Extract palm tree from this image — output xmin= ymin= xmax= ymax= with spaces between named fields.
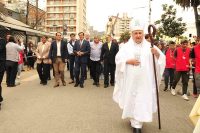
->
xmin=174 ymin=0 xmax=200 ymax=36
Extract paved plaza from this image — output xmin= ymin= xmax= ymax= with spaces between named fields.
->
xmin=0 ymin=70 xmax=196 ymax=133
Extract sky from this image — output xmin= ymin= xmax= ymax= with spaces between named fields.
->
xmin=87 ymin=0 xmax=195 ymax=32
xmin=38 ymin=0 xmax=195 ymax=32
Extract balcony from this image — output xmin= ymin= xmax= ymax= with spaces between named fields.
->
xmin=47 ymin=3 xmax=76 ymax=7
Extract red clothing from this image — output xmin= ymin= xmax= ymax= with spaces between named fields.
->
xmin=175 ymin=47 xmax=190 ymax=71
xmin=18 ymin=51 xmax=24 ymax=64
xmin=194 ymin=45 xmax=200 ymax=73
xmin=165 ymin=49 xmax=175 ymax=68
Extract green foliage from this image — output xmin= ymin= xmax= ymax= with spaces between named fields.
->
xmin=119 ymin=31 xmax=131 ymax=43
xmin=173 ymin=0 xmax=200 ymax=8
xmin=174 ymin=0 xmax=200 ymax=36
xmin=155 ymin=4 xmax=187 ymax=38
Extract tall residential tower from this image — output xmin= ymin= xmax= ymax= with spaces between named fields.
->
xmin=46 ymin=0 xmax=87 ymax=38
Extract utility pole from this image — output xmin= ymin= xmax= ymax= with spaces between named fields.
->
xmin=149 ymin=0 xmax=152 ymax=24
xmin=36 ymin=0 xmax=38 ymax=30
xmin=26 ymin=0 xmax=29 ymax=25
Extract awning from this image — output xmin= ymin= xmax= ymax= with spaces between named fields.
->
xmin=0 ymin=21 xmax=54 ymax=37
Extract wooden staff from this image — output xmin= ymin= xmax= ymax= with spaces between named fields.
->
xmin=148 ymin=25 xmax=161 ymax=130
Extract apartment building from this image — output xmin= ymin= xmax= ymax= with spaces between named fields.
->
xmin=46 ymin=0 xmax=87 ymax=38
xmin=114 ymin=13 xmax=132 ymax=39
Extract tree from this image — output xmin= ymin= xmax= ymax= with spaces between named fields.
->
xmin=119 ymin=31 xmax=131 ymax=43
xmin=155 ymin=4 xmax=187 ymax=38
xmin=13 ymin=0 xmax=45 ymax=30
xmin=174 ymin=0 xmax=200 ymax=36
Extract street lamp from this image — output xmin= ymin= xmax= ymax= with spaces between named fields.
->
xmin=62 ymin=9 xmax=68 ymax=37
xmin=53 ymin=24 xmax=57 ymax=33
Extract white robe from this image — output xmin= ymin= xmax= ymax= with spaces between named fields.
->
xmin=113 ymin=38 xmax=166 ymax=122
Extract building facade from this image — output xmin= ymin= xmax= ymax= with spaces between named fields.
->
xmin=46 ymin=0 xmax=87 ymax=38
xmin=114 ymin=13 xmax=132 ymax=40
xmin=28 ymin=4 xmax=46 ymax=31
xmin=1 ymin=0 xmax=46 ymax=31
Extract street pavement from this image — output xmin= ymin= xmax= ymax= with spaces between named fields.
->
xmin=0 ymin=69 xmax=196 ymax=133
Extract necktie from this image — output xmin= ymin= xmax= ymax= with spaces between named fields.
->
xmin=108 ymin=42 xmax=111 ymax=50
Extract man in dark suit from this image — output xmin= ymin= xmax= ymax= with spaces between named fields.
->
xmin=101 ymin=35 xmax=119 ymax=88
xmin=49 ymin=32 xmax=68 ymax=87
xmin=0 ymin=36 xmax=6 ymax=109
xmin=73 ymin=32 xmax=90 ymax=88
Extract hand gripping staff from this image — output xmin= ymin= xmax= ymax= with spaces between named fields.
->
xmin=148 ymin=25 xmax=161 ymax=130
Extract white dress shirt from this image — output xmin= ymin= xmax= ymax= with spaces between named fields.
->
xmin=67 ymin=41 xmax=75 ymax=55
xmin=56 ymin=41 xmax=61 ymax=56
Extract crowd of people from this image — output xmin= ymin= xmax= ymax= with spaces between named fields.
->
xmin=0 ymin=25 xmax=200 ymax=133
xmin=0 ymin=32 xmax=119 ymax=108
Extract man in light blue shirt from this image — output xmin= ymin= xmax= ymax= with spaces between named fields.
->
xmin=90 ymin=36 xmax=102 ymax=87
xmin=67 ymin=33 xmax=76 ymax=84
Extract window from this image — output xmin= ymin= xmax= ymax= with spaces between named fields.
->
xmin=7 ymin=0 xmax=12 ymax=3
xmin=50 ymin=28 xmax=53 ymax=32
xmin=7 ymin=11 xmax=12 ymax=16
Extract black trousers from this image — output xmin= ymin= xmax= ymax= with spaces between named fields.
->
xmin=66 ymin=60 xmax=69 ymax=70
xmin=37 ymin=62 xmax=48 ymax=84
xmin=69 ymin=55 xmax=75 ymax=81
xmin=47 ymin=64 xmax=51 ymax=80
xmin=192 ymin=68 xmax=198 ymax=94
xmin=6 ymin=60 xmax=18 ymax=86
xmin=27 ymin=57 xmax=35 ymax=68
xmin=75 ymin=61 xmax=87 ymax=85
xmin=164 ymin=68 xmax=175 ymax=89
xmin=104 ymin=63 xmax=116 ymax=85
xmin=172 ymin=71 xmax=189 ymax=95
xmin=90 ymin=60 xmax=101 ymax=83
xmin=0 ymin=60 xmax=5 ymax=102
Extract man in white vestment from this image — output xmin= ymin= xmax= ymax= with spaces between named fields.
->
xmin=113 ymin=19 xmax=166 ymax=133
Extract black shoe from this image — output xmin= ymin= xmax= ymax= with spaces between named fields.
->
xmin=163 ymin=87 xmax=168 ymax=91
xmin=111 ymin=83 xmax=114 ymax=86
xmin=96 ymin=83 xmax=100 ymax=87
xmin=8 ymin=85 xmax=16 ymax=87
xmin=104 ymin=84 xmax=108 ymax=88
xmin=74 ymin=83 xmax=79 ymax=87
xmin=93 ymin=82 xmax=97 ymax=85
xmin=0 ymin=103 xmax=1 ymax=110
xmin=80 ymin=84 xmax=84 ymax=88
xmin=133 ymin=128 xmax=142 ymax=133
xmin=42 ymin=82 xmax=47 ymax=85
xmin=40 ymin=81 xmax=43 ymax=84
xmin=53 ymin=84 xmax=59 ymax=88
xmin=68 ymin=80 xmax=74 ymax=84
